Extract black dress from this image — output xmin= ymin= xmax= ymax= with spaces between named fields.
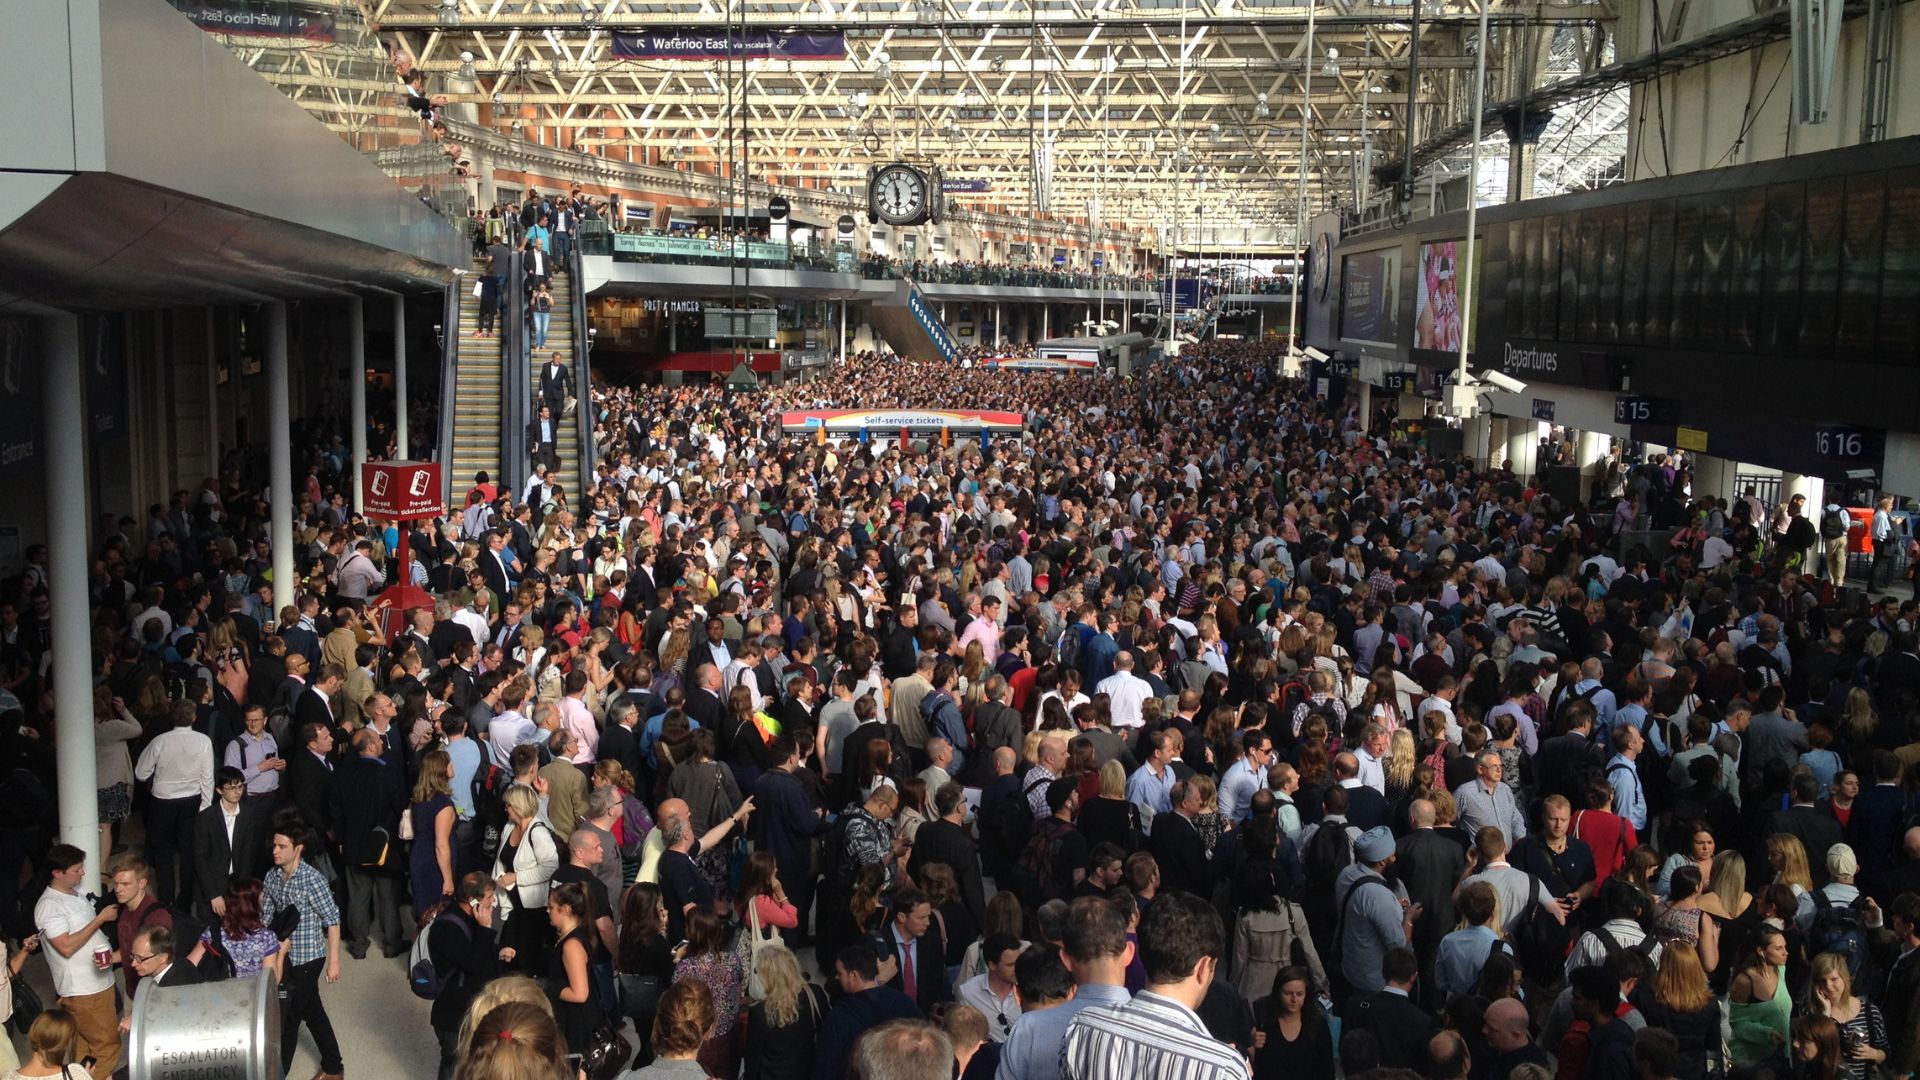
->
xmin=548 ymin=925 xmax=599 ymax=1057
xmin=743 ymin=982 xmax=829 ymax=1080
xmin=1251 ymin=1010 xmax=1334 ymax=1080
xmin=1078 ymin=795 xmax=1140 ymax=853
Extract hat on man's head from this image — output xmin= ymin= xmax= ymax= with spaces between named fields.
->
xmin=1355 ymin=826 xmax=1396 ymax=863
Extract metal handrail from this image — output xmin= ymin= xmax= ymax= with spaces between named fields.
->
xmin=434 ymin=281 xmax=460 ymax=507
xmin=503 ymin=250 xmax=530 ymax=498
xmin=568 ymin=246 xmax=594 ymax=498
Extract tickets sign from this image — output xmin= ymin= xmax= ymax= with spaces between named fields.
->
xmin=361 ymin=460 xmax=443 ymax=521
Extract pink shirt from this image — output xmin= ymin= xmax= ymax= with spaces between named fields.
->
xmin=558 ymin=695 xmax=597 ymax=764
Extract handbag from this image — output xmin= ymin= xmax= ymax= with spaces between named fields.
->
xmin=399 ymin=804 xmax=415 ymax=843
xmin=471 ymin=279 xmax=484 ymax=299
xmin=269 ymin=903 xmax=302 ymax=941
xmin=577 ymin=1018 xmax=631 ymax=1080
xmin=359 ymin=825 xmax=394 ymax=869
xmin=617 ymin=972 xmax=665 ymax=1017
xmin=7 ymin=975 xmax=42 ymax=1034
xmin=744 ymin=900 xmax=777 ymax=999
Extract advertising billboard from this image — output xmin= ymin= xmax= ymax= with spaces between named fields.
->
xmin=1339 ymin=247 xmax=1401 ymax=345
xmin=1414 ymin=240 xmax=1481 ymax=353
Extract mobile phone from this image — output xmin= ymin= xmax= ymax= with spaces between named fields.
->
xmin=564 ymin=1052 xmax=583 ymax=1070
xmin=82 ymin=1059 xmax=97 ymax=1071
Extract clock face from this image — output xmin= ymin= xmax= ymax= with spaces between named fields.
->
xmin=1311 ymin=233 xmax=1333 ymax=301
xmin=872 ymin=164 xmax=929 ymax=225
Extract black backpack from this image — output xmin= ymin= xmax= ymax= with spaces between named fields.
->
xmin=1809 ymin=889 xmax=1873 ymax=981
xmin=1011 ymin=816 xmax=1074 ymax=908
xmin=982 ymin=776 xmax=1049 ymax=875
xmin=1299 ymin=696 xmax=1343 ymax=738
xmin=1303 ymin=821 xmax=1354 ymax=887
xmin=1821 ymin=510 xmax=1849 ymax=541
xmin=471 ymin=762 xmax=513 ymax=859
xmin=1590 ymin=924 xmax=1659 ymax=963
xmin=1556 ymin=684 xmax=1604 ymax=733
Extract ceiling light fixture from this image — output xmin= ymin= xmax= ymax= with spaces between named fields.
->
xmin=458 ymin=51 xmax=476 ymax=79
xmin=1253 ymin=92 xmax=1271 ymax=119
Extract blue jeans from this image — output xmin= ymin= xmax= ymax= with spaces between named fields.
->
xmin=532 ymin=310 xmax=550 ymax=346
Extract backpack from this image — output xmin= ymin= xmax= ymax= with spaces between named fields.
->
xmin=1508 ymin=871 xmax=1572 ymax=987
xmin=1299 ymin=696 xmax=1343 ymax=739
xmin=1590 ymin=924 xmax=1659 ymax=963
xmin=1820 ymin=510 xmax=1849 ymax=541
xmin=409 ymin=912 xmax=472 ymax=999
xmin=816 ymin=812 xmax=855 ymax=895
xmin=1303 ymin=820 xmax=1354 ymax=887
xmin=1809 ymin=889 xmax=1872 ymax=980
xmin=1556 ymin=684 xmax=1603 ymax=734
xmin=471 ymin=762 xmax=513 ymax=860
xmin=194 ymin=924 xmax=237 ymax=982
xmin=1011 ymin=816 xmax=1074 ymax=907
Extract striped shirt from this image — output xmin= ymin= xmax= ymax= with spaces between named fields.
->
xmin=1061 ymin=989 xmax=1251 ymax=1080
xmin=264 ymin=860 xmax=338 ymax=964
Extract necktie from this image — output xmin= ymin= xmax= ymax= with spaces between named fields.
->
xmin=900 ymin=938 xmax=916 ymax=1001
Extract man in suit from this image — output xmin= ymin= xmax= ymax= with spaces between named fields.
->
xmin=328 ymin=728 xmax=407 ymax=959
xmin=597 ymin=698 xmax=644 ymax=784
xmin=684 ymin=663 xmax=727 ymax=738
xmin=478 ymin=531 xmax=513 ymax=600
xmin=129 ymin=926 xmax=204 ymax=990
xmin=1767 ymin=772 xmax=1846 ymax=885
xmin=278 ymin=599 xmax=322 ymax=669
xmin=282 ymin=720 xmax=337 ymax=844
xmin=293 ymin=662 xmax=346 ymax=740
xmin=539 ymin=726 xmax=589 ymax=841
xmin=1344 ymin=947 xmax=1435 ymax=1071
xmin=687 ymin=618 xmax=736 ymax=681
xmin=1883 ymin=892 xmax=1920 ymax=1078
xmin=753 ymin=736 xmax=827 ymax=945
xmin=1147 ymin=777 xmax=1213 ymax=899
xmin=193 ymin=768 xmax=270 ymax=916
xmin=1393 ymin=798 xmax=1467 ymax=1006
xmin=539 ymin=351 xmax=572 ymax=418
xmin=527 ymin=406 xmax=560 ymax=474
xmin=869 ymin=885 xmax=951 ymax=1014
xmin=908 ymin=782 xmax=987 ymax=934
xmin=338 ymin=644 xmax=378 ymax=733
xmin=1851 ymin=750 xmax=1909 ymax=901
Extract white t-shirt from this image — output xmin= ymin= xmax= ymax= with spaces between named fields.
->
xmin=34 ymin=888 xmax=112 ymax=997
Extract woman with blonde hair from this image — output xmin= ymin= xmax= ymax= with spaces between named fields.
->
xmin=409 ymin=748 xmax=459 ymax=909
xmin=634 ymin=980 xmax=717 ymax=1079
xmin=1766 ymin=833 xmax=1818 ymax=922
xmin=493 ymin=784 xmax=561 ymax=974
xmin=1384 ymin=728 xmax=1418 ymax=804
xmin=454 ymin=976 xmax=553 ymax=1062
xmin=453 ymin=1000 xmax=572 ymax=1080
xmin=1807 ymin=951 xmax=1890 ymax=1080
xmin=1706 ymin=849 xmax=1751 ymax=918
xmin=1841 ymin=688 xmax=1878 ymax=757
xmin=8 ymin=1007 xmax=84 ymax=1080
xmin=742 ymin=944 xmax=829 ymax=1080
xmin=1633 ymin=942 xmax=1724 ymax=1080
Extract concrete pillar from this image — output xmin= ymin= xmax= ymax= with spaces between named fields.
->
xmin=267 ymin=302 xmax=294 ymax=616
xmin=347 ymin=297 xmax=366 ymax=508
xmin=1041 ymin=304 xmax=1050 ymax=340
xmin=1577 ymin=430 xmax=1612 ymax=500
xmin=1506 ymin=426 xmax=1536 ymax=478
xmin=994 ymin=302 xmax=1003 ymax=348
xmin=1356 ymin=381 xmax=1373 ymax=431
xmin=1692 ymin=454 xmax=1736 ymax=505
xmin=1465 ymin=413 xmax=1493 ymax=469
xmin=1488 ymin=417 xmax=1510 ymax=468
xmin=392 ymin=295 xmax=408 ymax=458
xmin=838 ymin=299 xmax=848 ymax=362
xmin=44 ymin=314 xmax=100 ymax=882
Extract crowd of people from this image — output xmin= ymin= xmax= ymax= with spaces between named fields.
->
xmin=6 ymin=339 xmax=1920 ymax=1080
xmin=860 ymin=255 xmax=1158 ymax=294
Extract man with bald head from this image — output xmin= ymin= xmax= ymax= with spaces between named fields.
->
xmin=1395 ymin=798 xmax=1466 ymax=1008
xmin=1095 ymin=649 xmax=1153 ymax=733
xmin=1481 ymin=996 xmax=1550 ymax=1078
xmin=1568 ymin=657 xmax=1620 ymax=737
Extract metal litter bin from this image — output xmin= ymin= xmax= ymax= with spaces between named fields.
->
xmin=128 ymin=970 xmax=281 ymax=1080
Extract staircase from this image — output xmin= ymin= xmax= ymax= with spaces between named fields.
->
xmin=449 ymin=258 xmax=504 ymax=497
xmin=528 ymin=270 xmax=585 ymax=501
xmin=865 ymin=277 xmax=962 ymax=362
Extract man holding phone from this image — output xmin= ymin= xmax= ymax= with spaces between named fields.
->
xmin=34 ymin=844 xmax=119 ymax=1078
xmin=225 ymin=705 xmax=284 ymax=800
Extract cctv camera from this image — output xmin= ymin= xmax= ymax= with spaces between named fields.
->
xmin=1478 ymin=369 xmax=1528 ymax=394
xmin=1303 ymin=345 xmax=1331 ymax=363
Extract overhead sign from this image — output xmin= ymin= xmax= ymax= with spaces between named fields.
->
xmin=1614 ymin=394 xmax=1680 ymax=426
xmin=1530 ymin=398 xmax=1556 ymax=422
xmin=978 ymin=356 xmax=1098 ymax=372
xmin=610 ymin=30 xmax=846 ymax=59
xmin=612 ymin=233 xmax=790 ymax=263
xmin=173 ymin=0 xmax=337 ymax=40
xmin=779 ymin=409 xmax=1025 ymax=434
xmin=941 ymin=179 xmax=992 ymax=193
xmin=1813 ymin=424 xmax=1885 ymax=464
xmin=361 ymin=461 xmax=443 ymax=521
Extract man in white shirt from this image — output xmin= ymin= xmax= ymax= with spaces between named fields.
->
xmin=1095 ymin=650 xmax=1155 ymax=732
xmin=134 ymin=700 xmax=215 ymax=906
xmin=1353 ymin=724 xmax=1390 ymax=795
xmin=224 ymin=705 xmax=284 ymax=799
xmin=451 ymin=593 xmax=492 ymax=647
xmin=334 ymin=539 xmax=384 ymax=602
xmin=956 ymin=933 xmax=1025 ymax=1043
xmin=35 ymin=843 xmax=121 ymax=1076
xmin=722 ymin=651 xmax=765 ymax=713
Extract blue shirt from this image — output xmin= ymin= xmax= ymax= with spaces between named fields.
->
xmin=640 ymin=712 xmax=702 ymax=768
xmin=1127 ymin=763 xmax=1177 ymax=822
xmin=1217 ymin=758 xmax=1264 ymax=824
xmin=1575 ymin=679 xmax=1619 ymax=735
xmin=447 ymin=737 xmax=483 ymax=819
xmin=264 ymin=860 xmax=339 ymax=965
xmin=1613 ymin=703 xmax=1666 ymax=756
xmin=1434 ymin=926 xmax=1501 ymax=997
xmin=1608 ymin=754 xmax=1647 ymax=830
xmin=996 ymin=983 xmax=1132 ymax=1080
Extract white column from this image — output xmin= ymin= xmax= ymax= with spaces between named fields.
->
xmin=347 ymin=297 xmax=366 ymax=507
xmin=1465 ymin=413 xmax=1492 ymax=469
xmin=838 ymin=299 xmax=848 ymax=362
xmin=995 ymin=302 xmax=1003 ymax=347
xmin=1356 ymin=381 xmax=1373 ymax=431
xmin=1692 ymin=454 xmax=1734 ymax=505
xmin=1041 ymin=304 xmax=1050 ymax=340
xmin=204 ymin=309 xmax=221 ymax=479
xmin=45 ymin=314 xmax=100 ymax=881
xmin=267 ymin=302 xmax=294 ymax=616
xmin=392 ymin=295 xmax=408 ymax=458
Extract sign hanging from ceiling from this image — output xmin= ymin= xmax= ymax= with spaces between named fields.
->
xmin=941 ymin=179 xmax=992 ymax=193
xmin=610 ymin=30 xmax=847 ymax=59
xmin=172 ymin=0 xmax=337 ymax=40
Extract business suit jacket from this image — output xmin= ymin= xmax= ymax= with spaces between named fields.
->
xmin=292 ymin=687 xmax=337 ymax=739
xmin=193 ymin=801 xmax=271 ymax=903
xmin=1767 ymin=804 xmax=1846 ymax=885
xmin=154 ymin=962 xmax=206 ymax=988
xmin=908 ymin=819 xmax=987 ymax=930
xmin=329 ymin=753 xmax=406 ymax=867
xmin=339 ymin=667 xmax=375 ymax=732
xmin=1394 ymin=827 xmax=1467 ymax=955
xmin=1346 ymin=988 xmax=1436 ymax=1070
xmin=870 ymin=925 xmax=951 ymax=1013
xmin=1344 ymin=783 xmax=1391 ymax=833
xmin=540 ymin=758 xmax=589 ymax=841
xmin=1148 ymin=810 xmax=1214 ymax=899
xmin=1885 ymin=942 xmax=1920 ymax=1075
xmin=540 ymin=362 xmax=572 ymax=408
xmin=597 ymin=723 xmax=643 ymax=784
xmin=479 ymin=549 xmax=512 ymax=599
xmin=279 ymin=625 xmax=321 ymax=669
xmin=684 ymin=686 xmax=726 ymax=738
xmin=1850 ymin=784 xmax=1909 ymax=887
xmin=283 ymin=748 xmax=336 ymax=839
